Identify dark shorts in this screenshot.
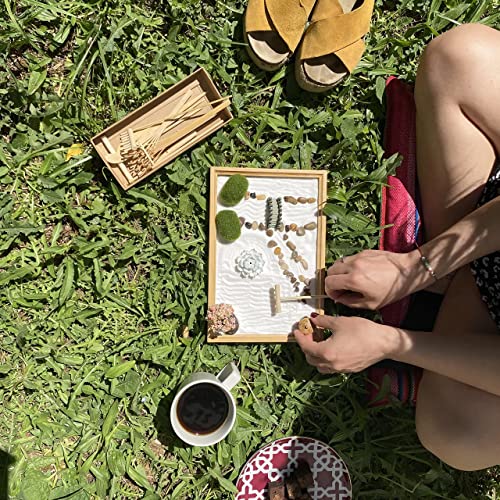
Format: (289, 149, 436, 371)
(470, 161, 500, 330)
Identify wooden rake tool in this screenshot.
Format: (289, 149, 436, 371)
(272, 284, 328, 314)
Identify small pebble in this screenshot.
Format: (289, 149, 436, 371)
(250, 192, 256, 199)
(284, 196, 297, 205)
(307, 197, 316, 204)
(245, 222, 252, 229)
(290, 277, 297, 284)
(293, 255, 301, 263)
(291, 251, 298, 259)
(298, 317, 314, 335)
(290, 223, 297, 231)
(251, 221, 258, 230)
(267, 240, 277, 248)
(298, 275, 306, 283)
(304, 222, 317, 230)
(266, 229, 274, 237)
(283, 270, 289, 276)
(287, 241, 296, 251)
(278, 223, 284, 232)
(245, 192, 250, 200)
(300, 259, 309, 271)
(296, 227, 306, 236)
(259, 223, 266, 231)
(274, 247, 282, 256)
(298, 197, 307, 204)
(279, 262, 289, 271)
(256, 194, 266, 200)
(283, 234, 289, 241)
(239, 217, 246, 226)
(304, 278, 311, 286)
(285, 225, 290, 232)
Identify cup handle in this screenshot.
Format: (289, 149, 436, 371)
(217, 362, 240, 391)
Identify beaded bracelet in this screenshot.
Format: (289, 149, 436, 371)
(415, 244, 438, 282)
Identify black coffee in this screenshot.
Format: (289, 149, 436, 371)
(177, 383, 229, 435)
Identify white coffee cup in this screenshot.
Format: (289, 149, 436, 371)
(170, 362, 240, 446)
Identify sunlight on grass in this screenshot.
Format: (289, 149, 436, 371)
(1, 0, 499, 498)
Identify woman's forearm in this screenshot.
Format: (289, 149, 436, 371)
(390, 327, 500, 396)
(405, 196, 500, 292)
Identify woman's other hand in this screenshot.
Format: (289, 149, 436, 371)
(294, 315, 399, 373)
(325, 249, 423, 310)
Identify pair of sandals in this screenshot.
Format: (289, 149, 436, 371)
(244, 0, 374, 92)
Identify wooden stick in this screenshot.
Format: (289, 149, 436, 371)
(141, 90, 194, 149)
(153, 118, 224, 166)
(152, 101, 230, 160)
(281, 294, 329, 301)
(134, 94, 229, 134)
(131, 79, 200, 134)
(138, 92, 212, 148)
(101, 137, 133, 183)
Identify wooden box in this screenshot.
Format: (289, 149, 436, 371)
(91, 68, 232, 190)
(208, 167, 328, 343)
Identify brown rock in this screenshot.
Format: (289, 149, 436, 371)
(268, 480, 286, 500)
(290, 223, 297, 231)
(286, 241, 296, 251)
(297, 197, 307, 204)
(296, 227, 305, 236)
(298, 317, 314, 335)
(307, 197, 316, 204)
(284, 196, 297, 205)
(296, 460, 314, 490)
(256, 194, 266, 200)
(266, 229, 274, 237)
(285, 477, 303, 499)
(274, 247, 282, 256)
(268, 240, 277, 248)
(304, 222, 317, 230)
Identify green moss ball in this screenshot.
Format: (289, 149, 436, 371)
(219, 174, 249, 207)
(216, 210, 241, 243)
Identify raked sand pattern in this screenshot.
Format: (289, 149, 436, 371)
(216, 175, 320, 335)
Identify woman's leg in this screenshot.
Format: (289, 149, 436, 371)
(413, 23, 500, 471)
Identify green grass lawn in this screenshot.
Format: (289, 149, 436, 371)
(1, 0, 500, 498)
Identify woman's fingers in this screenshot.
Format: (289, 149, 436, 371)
(325, 274, 356, 294)
(294, 329, 325, 359)
(327, 259, 350, 276)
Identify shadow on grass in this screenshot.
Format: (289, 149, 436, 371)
(0, 450, 15, 500)
(268, 342, 500, 499)
(154, 394, 191, 450)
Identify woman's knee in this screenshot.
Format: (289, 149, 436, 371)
(416, 23, 500, 99)
(416, 374, 499, 471)
(416, 412, 480, 471)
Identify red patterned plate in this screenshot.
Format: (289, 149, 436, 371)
(236, 436, 352, 499)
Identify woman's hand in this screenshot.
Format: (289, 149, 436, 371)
(325, 249, 425, 310)
(294, 315, 399, 373)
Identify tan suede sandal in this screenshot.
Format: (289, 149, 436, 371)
(295, 0, 374, 92)
(244, 0, 316, 71)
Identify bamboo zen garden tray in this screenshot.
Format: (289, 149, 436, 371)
(92, 68, 232, 189)
(208, 167, 328, 343)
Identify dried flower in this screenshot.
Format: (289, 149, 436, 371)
(207, 303, 239, 338)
